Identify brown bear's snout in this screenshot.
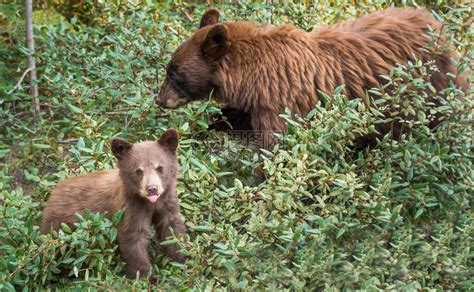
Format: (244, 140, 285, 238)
(156, 79, 189, 109)
(157, 97, 188, 109)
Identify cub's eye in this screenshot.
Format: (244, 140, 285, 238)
(135, 169, 143, 176)
(156, 166, 163, 173)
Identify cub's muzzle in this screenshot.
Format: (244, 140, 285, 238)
(145, 184, 163, 204)
(147, 185, 158, 196)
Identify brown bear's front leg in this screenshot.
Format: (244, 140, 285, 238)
(251, 110, 286, 150)
(208, 107, 253, 132)
(153, 203, 186, 263)
(118, 202, 154, 279)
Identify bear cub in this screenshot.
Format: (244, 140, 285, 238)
(41, 129, 186, 280)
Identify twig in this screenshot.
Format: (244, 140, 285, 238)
(0, 111, 29, 128)
(164, 24, 179, 36)
(6, 67, 32, 95)
(40, 103, 60, 109)
(58, 139, 79, 145)
(25, 0, 40, 117)
(183, 11, 193, 23)
(10, 123, 36, 135)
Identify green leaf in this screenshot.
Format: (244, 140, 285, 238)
(160, 239, 178, 246)
(192, 225, 212, 232)
(336, 228, 345, 239)
(33, 143, 51, 149)
(61, 223, 72, 234)
(67, 103, 83, 114)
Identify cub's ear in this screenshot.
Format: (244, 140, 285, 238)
(202, 24, 230, 62)
(200, 8, 220, 28)
(111, 138, 133, 160)
(158, 128, 179, 153)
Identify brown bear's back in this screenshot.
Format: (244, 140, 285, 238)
(217, 8, 466, 119)
(312, 8, 467, 95)
(41, 169, 124, 233)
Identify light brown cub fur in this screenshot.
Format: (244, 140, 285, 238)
(41, 129, 186, 280)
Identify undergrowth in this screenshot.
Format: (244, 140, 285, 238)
(0, 1, 472, 290)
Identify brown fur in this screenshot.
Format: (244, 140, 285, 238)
(41, 129, 186, 280)
(157, 8, 468, 148)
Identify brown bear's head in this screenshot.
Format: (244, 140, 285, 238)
(111, 129, 179, 203)
(156, 8, 230, 109)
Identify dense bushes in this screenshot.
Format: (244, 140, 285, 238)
(0, 1, 472, 290)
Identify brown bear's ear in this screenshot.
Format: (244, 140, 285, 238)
(202, 24, 230, 62)
(200, 8, 220, 28)
(158, 128, 179, 153)
(111, 138, 132, 160)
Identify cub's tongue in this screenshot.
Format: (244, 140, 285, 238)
(147, 195, 158, 203)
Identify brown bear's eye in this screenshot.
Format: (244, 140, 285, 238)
(135, 169, 143, 176)
(166, 63, 176, 77)
(156, 166, 163, 173)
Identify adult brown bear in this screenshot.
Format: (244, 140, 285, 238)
(156, 8, 468, 149)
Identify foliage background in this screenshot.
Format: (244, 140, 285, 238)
(0, 0, 472, 290)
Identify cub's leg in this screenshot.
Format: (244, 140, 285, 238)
(118, 202, 154, 278)
(41, 211, 77, 234)
(153, 208, 186, 263)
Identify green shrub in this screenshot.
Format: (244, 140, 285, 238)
(0, 188, 124, 288)
(0, 1, 471, 290)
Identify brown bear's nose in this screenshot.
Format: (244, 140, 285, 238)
(147, 186, 158, 196)
(155, 97, 164, 107)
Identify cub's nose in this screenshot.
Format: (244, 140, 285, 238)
(147, 185, 158, 196)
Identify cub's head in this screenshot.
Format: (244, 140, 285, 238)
(111, 129, 179, 203)
(156, 8, 230, 109)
